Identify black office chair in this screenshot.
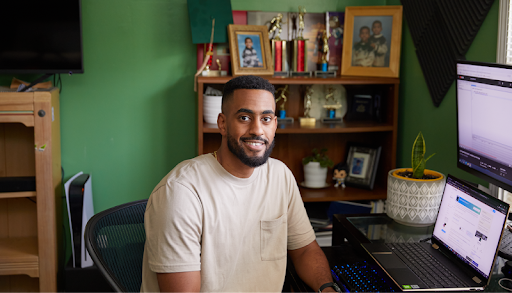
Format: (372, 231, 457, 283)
(85, 199, 147, 292)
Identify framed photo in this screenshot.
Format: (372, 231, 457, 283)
(345, 144, 382, 190)
(341, 6, 403, 78)
(228, 24, 273, 76)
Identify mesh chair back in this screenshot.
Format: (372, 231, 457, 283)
(85, 199, 147, 292)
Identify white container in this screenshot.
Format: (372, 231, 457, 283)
(386, 168, 446, 227)
(303, 162, 328, 188)
(203, 95, 222, 124)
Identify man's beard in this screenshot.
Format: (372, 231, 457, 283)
(227, 133, 275, 168)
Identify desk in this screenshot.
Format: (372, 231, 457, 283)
(287, 214, 509, 292)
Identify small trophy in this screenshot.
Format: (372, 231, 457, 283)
(299, 86, 316, 127)
(314, 30, 337, 78)
(321, 87, 343, 123)
(269, 13, 289, 77)
(291, 6, 311, 77)
(275, 85, 293, 124)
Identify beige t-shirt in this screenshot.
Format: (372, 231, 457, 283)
(141, 154, 315, 292)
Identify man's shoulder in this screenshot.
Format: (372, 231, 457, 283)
(153, 154, 213, 191)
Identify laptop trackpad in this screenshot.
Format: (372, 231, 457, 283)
(374, 254, 408, 269)
(387, 268, 425, 288)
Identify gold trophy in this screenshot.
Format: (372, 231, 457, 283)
(275, 85, 293, 124)
(269, 13, 289, 77)
(314, 30, 337, 78)
(299, 86, 316, 127)
(291, 6, 311, 77)
(321, 87, 342, 123)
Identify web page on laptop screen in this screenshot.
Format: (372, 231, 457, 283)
(433, 178, 507, 278)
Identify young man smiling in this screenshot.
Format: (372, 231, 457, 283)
(141, 75, 339, 292)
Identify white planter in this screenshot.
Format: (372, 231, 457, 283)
(203, 95, 222, 124)
(303, 162, 328, 188)
(386, 168, 446, 227)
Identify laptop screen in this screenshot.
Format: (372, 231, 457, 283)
(432, 175, 509, 279)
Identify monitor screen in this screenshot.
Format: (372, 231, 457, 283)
(456, 60, 512, 192)
(0, 0, 83, 74)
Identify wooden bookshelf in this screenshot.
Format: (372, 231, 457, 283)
(197, 76, 399, 202)
(0, 87, 61, 292)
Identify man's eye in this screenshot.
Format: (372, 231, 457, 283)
(262, 117, 272, 122)
(240, 116, 250, 121)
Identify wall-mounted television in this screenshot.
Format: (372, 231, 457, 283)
(0, 0, 83, 74)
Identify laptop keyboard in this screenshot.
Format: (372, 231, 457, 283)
(331, 261, 397, 292)
(387, 243, 469, 288)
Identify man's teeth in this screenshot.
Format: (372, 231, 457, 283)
(246, 142, 263, 146)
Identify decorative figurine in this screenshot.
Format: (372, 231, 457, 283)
(298, 6, 306, 39)
(268, 13, 285, 41)
(333, 162, 348, 188)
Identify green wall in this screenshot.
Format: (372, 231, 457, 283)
(0, 0, 499, 261)
(389, 0, 498, 186)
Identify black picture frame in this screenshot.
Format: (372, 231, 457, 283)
(345, 143, 381, 190)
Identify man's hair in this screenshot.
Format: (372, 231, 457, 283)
(360, 26, 370, 34)
(372, 20, 382, 27)
(245, 37, 252, 43)
(222, 75, 275, 113)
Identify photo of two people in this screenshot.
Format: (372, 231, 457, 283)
(351, 15, 393, 68)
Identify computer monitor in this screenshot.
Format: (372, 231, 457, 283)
(456, 60, 512, 193)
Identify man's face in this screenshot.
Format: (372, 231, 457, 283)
(372, 22, 382, 35)
(360, 28, 370, 43)
(222, 89, 277, 167)
(245, 39, 253, 49)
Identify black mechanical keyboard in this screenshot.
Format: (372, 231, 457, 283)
(331, 261, 397, 292)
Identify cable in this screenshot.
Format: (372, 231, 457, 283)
(499, 278, 512, 291)
(26, 197, 36, 204)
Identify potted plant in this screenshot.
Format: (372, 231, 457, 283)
(386, 132, 446, 226)
(302, 148, 334, 188)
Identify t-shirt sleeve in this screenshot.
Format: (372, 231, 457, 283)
(286, 170, 316, 250)
(145, 181, 203, 273)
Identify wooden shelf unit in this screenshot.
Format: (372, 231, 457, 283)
(0, 88, 61, 292)
(197, 76, 399, 202)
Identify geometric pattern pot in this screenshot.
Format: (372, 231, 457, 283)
(386, 168, 446, 227)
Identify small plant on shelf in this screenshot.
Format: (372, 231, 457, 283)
(302, 148, 334, 168)
(395, 131, 438, 179)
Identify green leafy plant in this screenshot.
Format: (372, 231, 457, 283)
(302, 148, 334, 168)
(411, 131, 436, 179)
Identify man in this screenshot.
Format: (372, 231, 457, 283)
(141, 75, 338, 292)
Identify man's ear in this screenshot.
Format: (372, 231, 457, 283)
(218, 113, 227, 136)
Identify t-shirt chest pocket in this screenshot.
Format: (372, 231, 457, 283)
(260, 213, 287, 261)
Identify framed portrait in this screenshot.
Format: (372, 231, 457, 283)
(345, 144, 382, 190)
(341, 6, 403, 78)
(228, 24, 273, 76)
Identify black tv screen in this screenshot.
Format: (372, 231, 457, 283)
(0, 0, 83, 74)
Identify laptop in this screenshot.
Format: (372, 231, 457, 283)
(362, 174, 510, 291)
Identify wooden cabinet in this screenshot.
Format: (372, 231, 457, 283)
(197, 76, 399, 202)
(0, 88, 61, 292)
